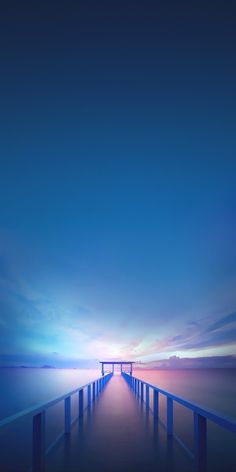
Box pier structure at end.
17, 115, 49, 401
99, 360, 134, 376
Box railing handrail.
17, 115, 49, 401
0, 372, 111, 429
123, 373, 236, 433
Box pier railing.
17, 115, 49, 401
0, 372, 112, 472
122, 372, 236, 471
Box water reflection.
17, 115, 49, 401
0, 370, 235, 472
133, 369, 236, 472
44, 376, 194, 472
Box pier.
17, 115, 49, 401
0, 368, 236, 472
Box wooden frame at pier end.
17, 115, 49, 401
99, 361, 134, 376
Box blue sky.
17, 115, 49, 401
0, 0, 236, 366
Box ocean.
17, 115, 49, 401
0, 368, 235, 471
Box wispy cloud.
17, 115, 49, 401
0, 234, 236, 364
155, 311, 236, 355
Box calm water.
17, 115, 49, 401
0, 368, 100, 420
133, 368, 236, 472
133, 368, 236, 418
0, 368, 235, 472
1, 368, 235, 420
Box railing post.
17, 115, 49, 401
146, 385, 149, 410
93, 381, 95, 401
87, 384, 91, 406
64, 396, 71, 434
32, 411, 45, 472
141, 382, 144, 402
194, 413, 207, 471
167, 397, 173, 436
79, 389, 84, 417
154, 390, 159, 419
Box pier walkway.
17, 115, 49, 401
46, 375, 193, 472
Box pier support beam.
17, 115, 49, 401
87, 384, 91, 406
64, 396, 71, 434
32, 411, 45, 472
79, 389, 84, 417
194, 413, 207, 472
154, 390, 159, 419
146, 385, 150, 410
167, 397, 173, 436
141, 382, 144, 402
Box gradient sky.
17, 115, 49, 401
0, 0, 236, 366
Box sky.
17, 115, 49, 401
0, 0, 236, 367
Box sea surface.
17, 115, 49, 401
0, 368, 235, 471
134, 368, 236, 472
0, 368, 101, 420
134, 368, 236, 418
1, 368, 235, 420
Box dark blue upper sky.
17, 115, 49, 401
0, 0, 236, 365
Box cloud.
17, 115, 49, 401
160, 311, 236, 353
138, 355, 236, 369
205, 312, 236, 333
0, 234, 236, 363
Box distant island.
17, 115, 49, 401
1, 355, 236, 369
0, 364, 56, 369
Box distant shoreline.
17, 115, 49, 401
1, 366, 236, 370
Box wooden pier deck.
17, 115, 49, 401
45, 375, 193, 472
